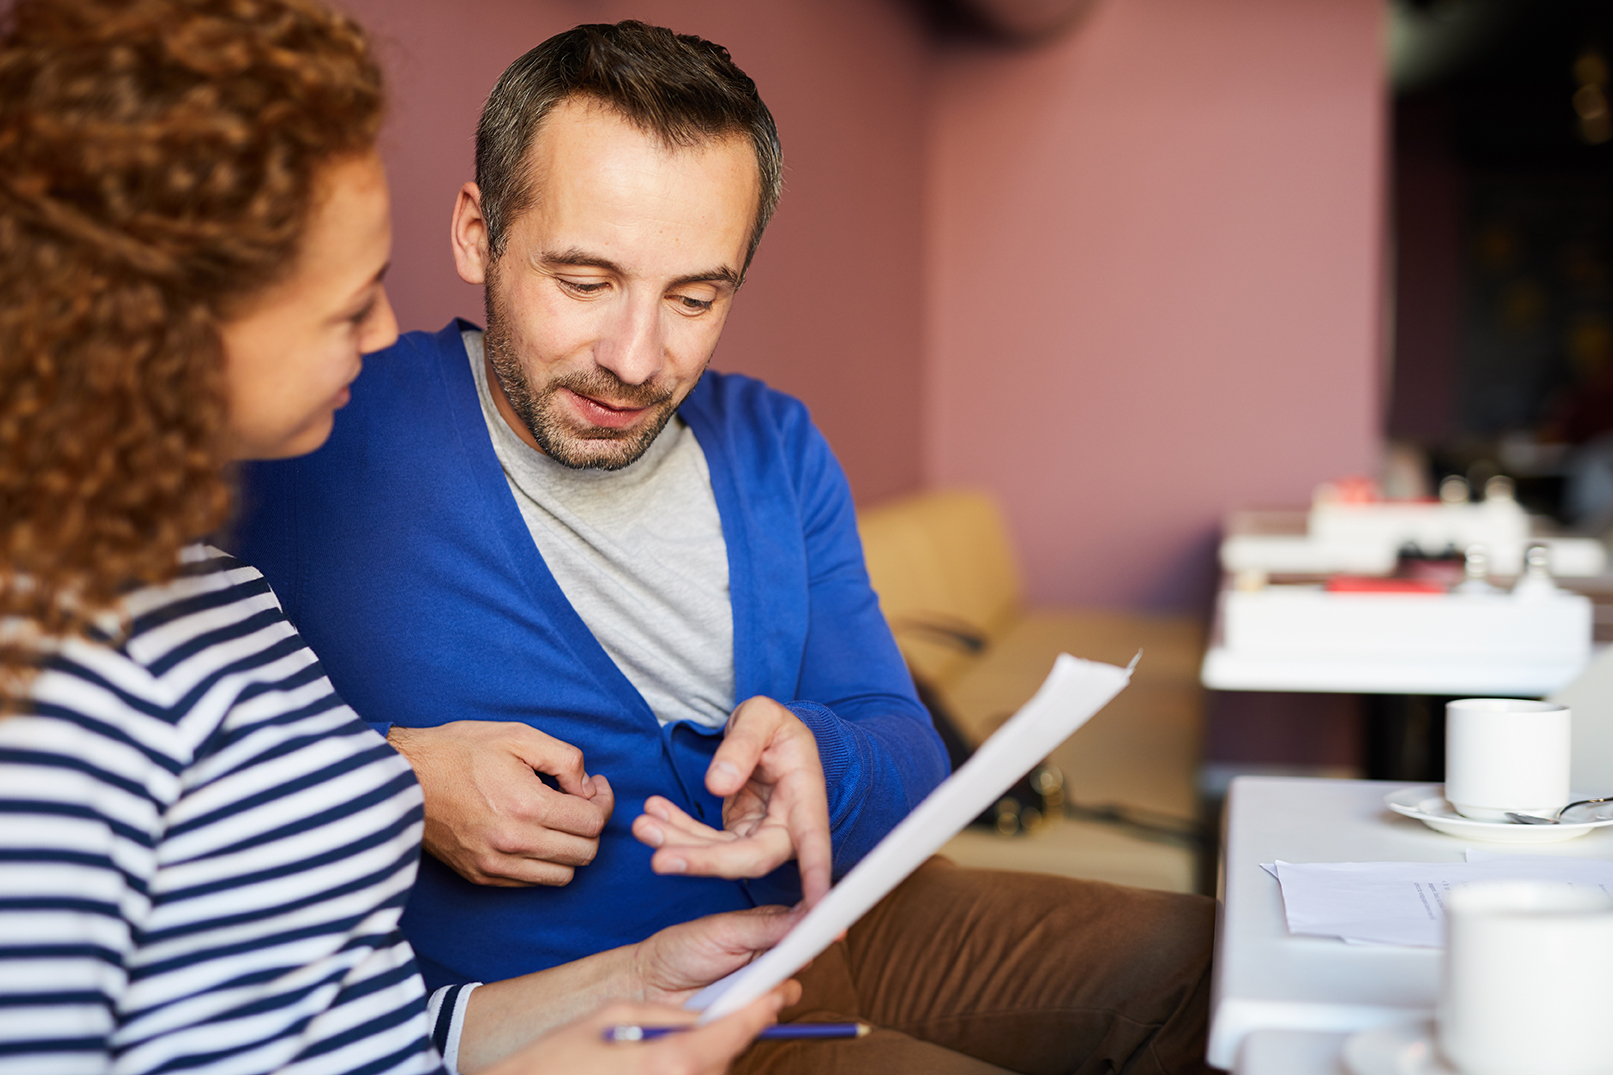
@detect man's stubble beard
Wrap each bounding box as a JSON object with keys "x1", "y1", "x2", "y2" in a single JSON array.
[{"x1": 482, "y1": 270, "x2": 693, "y2": 472}]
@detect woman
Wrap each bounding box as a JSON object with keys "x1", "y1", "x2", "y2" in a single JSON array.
[{"x1": 0, "y1": 1, "x2": 795, "y2": 1073}]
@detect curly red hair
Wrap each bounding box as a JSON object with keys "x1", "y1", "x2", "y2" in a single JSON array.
[{"x1": 0, "y1": 0, "x2": 383, "y2": 700}]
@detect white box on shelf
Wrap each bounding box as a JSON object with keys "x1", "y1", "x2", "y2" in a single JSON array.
[{"x1": 1221, "y1": 587, "x2": 1593, "y2": 664}]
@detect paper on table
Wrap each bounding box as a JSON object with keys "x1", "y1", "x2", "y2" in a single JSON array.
[
  {"x1": 687, "y1": 651, "x2": 1134, "y2": 1021},
  {"x1": 1268, "y1": 856, "x2": 1613, "y2": 947},
  {"x1": 1275, "y1": 860, "x2": 1470, "y2": 947}
]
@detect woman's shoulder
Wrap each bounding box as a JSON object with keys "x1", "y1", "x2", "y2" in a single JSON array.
[
  {"x1": 102, "y1": 544, "x2": 285, "y2": 673},
  {"x1": 34, "y1": 544, "x2": 299, "y2": 723},
  {"x1": 3, "y1": 546, "x2": 303, "y2": 832},
  {"x1": 14, "y1": 542, "x2": 384, "y2": 810},
  {"x1": 123, "y1": 543, "x2": 279, "y2": 629}
]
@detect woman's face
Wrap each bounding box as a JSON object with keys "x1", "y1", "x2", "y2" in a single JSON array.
[{"x1": 221, "y1": 151, "x2": 397, "y2": 460}]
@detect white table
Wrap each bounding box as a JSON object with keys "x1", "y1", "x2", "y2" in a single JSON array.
[
  {"x1": 1233, "y1": 1029, "x2": 1349, "y2": 1075},
  {"x1": 1211, "y1": 776, "x2": 1613, "y2": 1073}
]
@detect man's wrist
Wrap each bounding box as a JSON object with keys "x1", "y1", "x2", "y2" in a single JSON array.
[
  {"x1": 386, "y1": 723, "x2": 421, "y2": 753},
  {"x1": 384, "y1": 724, "x2": 428, "y2": 772},
  {"x1": 783, "y1": 701, "x2": 849, "y2": 781}
]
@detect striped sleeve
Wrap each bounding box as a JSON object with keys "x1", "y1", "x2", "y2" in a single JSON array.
[
  {"x1": 0, "y1": 546, "x2": 444, "y2": 1075},
  {"x1": 423, "y1": 984, "x2": 479, "y2": 1075}
]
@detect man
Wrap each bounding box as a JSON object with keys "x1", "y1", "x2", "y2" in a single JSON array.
[{"x1": 236, "y1": 21, "x2": 1212, "y2": 1074}]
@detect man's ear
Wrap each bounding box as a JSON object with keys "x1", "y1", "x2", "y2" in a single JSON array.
[{"x1": 450, "y1": 182, "x2": 492, "y2": 286}]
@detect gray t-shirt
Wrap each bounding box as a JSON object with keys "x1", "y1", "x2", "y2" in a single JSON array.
[{"x1": 465, "y1": 330, "x2": 734, "y2": 728}]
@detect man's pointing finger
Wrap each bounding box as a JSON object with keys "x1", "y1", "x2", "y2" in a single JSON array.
[
  {"x1": 788, "y1": 799, "x2": 833, "y2": 906},
  {"x1": 707, "y1": 699, "x2": 780, "y2": 796}
]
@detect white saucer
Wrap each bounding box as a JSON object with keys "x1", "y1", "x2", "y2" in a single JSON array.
[
  {"x1": 1383, "y1": 785, "x2": 1613, "y2": 843},
  {"x1": 1343, "y1": 1021, "x2": 1457, "y2": 1075}
]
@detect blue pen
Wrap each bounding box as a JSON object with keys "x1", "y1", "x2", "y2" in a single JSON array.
[{"x1": 603, "y1": 1022, "x2": 870, "y2": 1043}]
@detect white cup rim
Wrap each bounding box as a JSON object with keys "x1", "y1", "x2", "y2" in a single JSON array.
[
  {"x1": 1447, "y1": 879, "x2": 1613, "y2": 917},
  {"x1": 1446, "y1": 698, "x2": 1568, "y2": 715}
]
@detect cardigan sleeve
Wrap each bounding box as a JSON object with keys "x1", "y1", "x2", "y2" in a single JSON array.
[
  {"x1": 777, "y1": 404, "x2": 951, "y2": 875},
  {"x1": 237, "y1": 459, "x2": 394, "y2": 741}
]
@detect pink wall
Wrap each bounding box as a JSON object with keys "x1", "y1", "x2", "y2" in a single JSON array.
[
  {"x1": 927, "y1": 0, "x2": 1386, "y2": 611},
  {"x1": 340, "y1": 0, "x2": 929, "y2": 503},
  {"x1": 340, "y1": 0, "x2": 1387, "y2": 613}
]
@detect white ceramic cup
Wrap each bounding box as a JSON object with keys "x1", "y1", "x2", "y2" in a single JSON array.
[
  {"x1": 1438, "y1": 880, "x2": 1613, "y2": 1075},
  {"x1": 1444, "y1": 698, "x2": 1570, "y2": 821}
]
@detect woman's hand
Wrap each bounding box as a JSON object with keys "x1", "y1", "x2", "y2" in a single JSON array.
[
  {"x1": 454, "y1": 907, "x2": 803, "y2": 1073},
  {"x1": 485, "y1": 987, "x2": 797, "y2": 1075},
  {"x1": 632, "y1": 904, "x2": 804, "y2": 1005}
]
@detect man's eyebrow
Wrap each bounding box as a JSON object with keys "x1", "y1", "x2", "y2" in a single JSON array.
[
  {"x1": 540, "y1": 249, "x2": 622, "y2": 274},
  {"x1": 541, "y1": 248, "x2": 739, "y2": 290},
  {"x1": 669, "y1": 266, "x2": 741, "y2": 290}
]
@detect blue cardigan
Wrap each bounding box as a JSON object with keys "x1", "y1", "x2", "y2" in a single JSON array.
[{"x1": 234, "y1": 321, "x2": 948, "y2": 987}]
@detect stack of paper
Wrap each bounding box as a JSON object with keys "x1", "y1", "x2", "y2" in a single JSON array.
[{"x1": 1268, "y1": 852, "x2": 1613, "y2": 947}]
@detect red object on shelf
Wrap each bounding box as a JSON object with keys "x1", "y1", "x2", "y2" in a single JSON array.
[
  {"x1": 1328, "y1": 476, "x2": 1379, "y2": 504},
  {"x1": 1325, "y1": 576, "x2": 1447, "y2": 594}
]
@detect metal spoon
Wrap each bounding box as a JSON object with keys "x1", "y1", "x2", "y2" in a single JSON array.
[{"x1": 1506, "y1": 797, "x2": 1613, "y2": 825}]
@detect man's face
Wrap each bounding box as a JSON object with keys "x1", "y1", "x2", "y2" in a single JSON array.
[{"x1": 464, "y1": 97, "x2": 760, "y2": 469}]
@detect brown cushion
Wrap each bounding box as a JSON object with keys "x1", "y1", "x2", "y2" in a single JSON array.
[
  {"x1": 858, "y1": 490, "x2": 1206, "y2": 823},
  {"x1": 857, "y1": 489, "x2": 1022, "y2": 686}
]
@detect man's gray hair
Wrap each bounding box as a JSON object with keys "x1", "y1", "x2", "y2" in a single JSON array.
[{"x1": 475, "y1": 20, "x2": 783, "y2": 272}]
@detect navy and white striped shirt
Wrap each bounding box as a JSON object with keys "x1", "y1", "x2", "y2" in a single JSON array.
[{"x1": 0, "y1": 547, "x2": 455, "y2": 1075}]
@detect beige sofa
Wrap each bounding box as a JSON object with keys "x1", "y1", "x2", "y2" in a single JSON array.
[{"x1": 857, "y1": 489, "x2": 1207, "y2": 892}]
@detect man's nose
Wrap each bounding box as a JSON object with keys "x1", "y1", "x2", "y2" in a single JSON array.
[{"x1": 593, "y1": 290, "x2": 665, "y2": 386}]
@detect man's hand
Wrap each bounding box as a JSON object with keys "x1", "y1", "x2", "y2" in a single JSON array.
[
  {"x1": 387, "y1": 721, "x2": 614, "y2": 887},
  {"x1": 632, "y1": 905, "x2": 804, "y2": 1005},
  {"x1": 631, "y1": 697, "x2": 832, "y2": 906}
]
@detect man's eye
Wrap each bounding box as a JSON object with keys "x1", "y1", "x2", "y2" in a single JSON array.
[
  {"x1": 347, "y1": 300, "x2": 377, "y2": 327},
  {"x1": 676, "y1": 295, "x2": 714, "y2": 313},
  {"x1": 561, "y1": 279, "x2": 609, "y2": 295}
]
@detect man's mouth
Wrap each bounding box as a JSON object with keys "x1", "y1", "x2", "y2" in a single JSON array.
[{"x1": 563, "y1": 387, "x2": 654, "y2": 429}]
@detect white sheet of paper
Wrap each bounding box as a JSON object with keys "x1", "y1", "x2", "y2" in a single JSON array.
[
  {"x1": 688, "y1": 651, "x2": 1133, "y2": 1021},
  {"x1": 1268, "y1": 855, "x2": 1613, "y2": 947}
]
